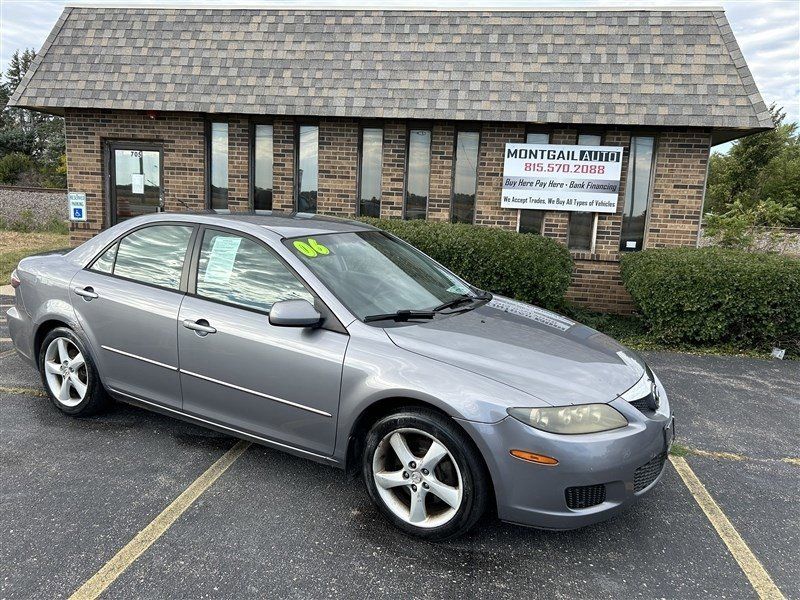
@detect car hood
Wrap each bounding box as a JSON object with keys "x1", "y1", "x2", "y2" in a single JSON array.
[{"x1": 385, "y1": 296, "x2": 646, "y2": 407}]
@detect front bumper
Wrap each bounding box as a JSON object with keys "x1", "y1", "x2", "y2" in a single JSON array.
[{"x1": 458, "y1": 398, "x2": 673, "y2": 530}]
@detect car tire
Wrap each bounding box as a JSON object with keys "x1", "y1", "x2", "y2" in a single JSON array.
[
  {"x1": 38, "y1": 327, "x2": 108, "y2": 417},
  {"x1": 362, "y1": 407, "x2": 489, "y2": 541}
]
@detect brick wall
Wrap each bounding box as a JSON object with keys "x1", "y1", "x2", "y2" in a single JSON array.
[
  {"x1": 272, "y1": 119, "x2": 295, "y2": 212},
  {"x1": 648, "y1": 129, "x2": 711, "y2": 247},
  {"x1": 427, "y1": 124, "x2": 454, "y2": 221},
  {"x1": 473, "y1": 123, "x2": 524, "y2": 229},
  {"x1": 380, "y1": 121, "x2": 406, "y2": 219},
  {"x1": 319, "y1": 120, "x2": 359, "y2": 216},
  {"x1": 64, "y1": 108, "x2": 207, "y2": 245},
  {"x1": 63, "y1": 108, "x2": 711, "y2": 313}
]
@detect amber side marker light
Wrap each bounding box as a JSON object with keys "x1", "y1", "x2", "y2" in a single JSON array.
[{"x1": 510, "y1": 450, "x2": 559, "y2": 465}]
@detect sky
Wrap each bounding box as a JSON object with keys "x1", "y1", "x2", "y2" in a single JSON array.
[{"x1": 1, "y1": 0, "x2": 798, "y2": 147}]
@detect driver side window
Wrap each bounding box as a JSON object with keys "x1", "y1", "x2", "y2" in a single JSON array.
[{"x1": 196, "y1": 230, "x2": 314, "y2": 313}]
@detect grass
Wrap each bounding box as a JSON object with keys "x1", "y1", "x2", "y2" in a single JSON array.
[{"x1": 0, "y1": 230, "x2": 70, "y2": 283}]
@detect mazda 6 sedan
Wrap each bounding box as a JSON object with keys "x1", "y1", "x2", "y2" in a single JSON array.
[{"x1": 7, "y1": 212, "x2": 674, "y2": 540}]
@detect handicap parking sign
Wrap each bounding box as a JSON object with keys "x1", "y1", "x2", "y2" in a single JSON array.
[{"x1": 68, "y1": 192, "x2": 87, "y2": 222}]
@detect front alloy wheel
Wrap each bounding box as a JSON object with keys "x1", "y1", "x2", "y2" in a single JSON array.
[
  {"x1": 363, "y1": 409, "x2": 489, "y2": 540},
  {"x1": 372, "y1": 428, "x2": 464, "y2": 528}
]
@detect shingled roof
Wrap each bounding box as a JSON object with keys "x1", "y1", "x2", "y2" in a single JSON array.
[{"x1": 10, "y1": 6, "x2": 772, "y2": 136}]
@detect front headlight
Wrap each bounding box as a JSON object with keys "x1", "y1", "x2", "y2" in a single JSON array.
[{"x1": 507, "y1": 404, "x2": 628, "y2": 435}]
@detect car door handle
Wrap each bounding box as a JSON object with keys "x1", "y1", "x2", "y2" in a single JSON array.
[
  {"x1": 73, "y1": 286, "x2": 99, "y2": 300},
  {"x1": 182, "y1": 319, "x2": 217, "y2": 335}
]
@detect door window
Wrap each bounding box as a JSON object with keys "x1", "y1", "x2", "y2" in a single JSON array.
[
  {"x1": 112, "y1": 225, "x2": 193, "y2": 290},
  {"x1": 111, "y1": 148, "x2": 162, "y2": 223},
  {"x1": 196, "y1": 230, "x2": 314, "y2": 313}
]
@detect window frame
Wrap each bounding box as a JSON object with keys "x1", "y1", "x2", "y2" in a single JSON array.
[
  {"x1": 567, "y1": 212, "x2": 599, "y2": 253},
  {"x1": 356, "y1": 122, "x2": 384, "y2": 218},
  {"x1": 620, "y1": 133, "x2": 660, "y2": 252},
  {"x1": 185, "y1": 225, "x2": 331, "y2": 320},
  {"x1": 517, "y1": 209, "x2": 546, "y2": 235},
  {"x1": 249, "y1": 118, "x2": 275, "y2": 214},
  {"x1": 86, "y1": 221, "x2": 199, "y2": 294},
  {"x1": 403, "y1": 123, "x2": 433, "y2": 220},
  {"x1": 524, "y1": 127, "x2": 552, "y2": 145},
  {"x1": 294, "y1": 122, "x2": 320, "y2": 213},
  {"x1": 567, "y1": 131, "x2": 607, "y2": 252},
  {"x1": 103, "y1": 140, "x2": 165, "y2": 228},
  {"x1": 449, "y1": 125, "x2": 481, "y2": 225},
  {"x1": 518, "y1": 128, "x2": 551, "y2": 234},
  {"x1": 205, "y1": 118, "x2": 231, "y2": 213}
]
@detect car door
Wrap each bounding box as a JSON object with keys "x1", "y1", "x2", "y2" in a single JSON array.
[
  {"x1": 177, "y1": 227, "x2": 348, "y2": 456},
  {"x1": 70, "y1": 223, "x2": 196, "y2": 409}
]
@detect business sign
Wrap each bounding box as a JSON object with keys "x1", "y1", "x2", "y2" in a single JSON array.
[
  {"x1": 68, "y1": 192, "x2": 87, "y2": 222},
  {"x1": 501, "y1": 144, "x2": 624, "y2": 213}
]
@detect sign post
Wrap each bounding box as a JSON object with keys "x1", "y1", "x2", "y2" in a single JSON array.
[
  {"x1": 501, "y1": 144, "x2": 624, "y2": 213},
  {"x1": 68, "y1": 192, "x2": 87, "y2": 222}
]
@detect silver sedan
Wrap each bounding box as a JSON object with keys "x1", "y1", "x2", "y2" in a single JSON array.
[{"x1": 7, "y1": 213, "x2": 674, "y2": 540}]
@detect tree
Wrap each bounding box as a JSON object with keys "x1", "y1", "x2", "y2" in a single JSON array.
[
  {"x1": 705, "y1": 104, "x2": 800, "y2": 226},
  {"x1": 0, "y1": 48, "x2": 66, "y2": 187}
]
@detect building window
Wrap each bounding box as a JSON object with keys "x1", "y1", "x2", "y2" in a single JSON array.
[
  {"x1": 404, "y1": 128, "x2": 431, "y2": 220},
  {"x1": 568, "y1": 133, "x2": 603, "y2": 251},
  {"x1": 358, "y1": 127, "x2": 383, "y2": 217},
  {"x1": 252, "y1": 123, "x2": 273, "y2": 212},
  {"x1": 519, "y1": 130, "x2": 550, "y2": 234},
  {"x1": 526, "y1": 131, "x2": 550, "y2": 145},
  {"x1": 519, "y1": 211, "x2": 545, "y2": 235},
  {"x1": 296, "y1": 124, "x2": 319, "y2": 213},
  {"x1": 451, "y1": 129, "x2": 480, "y2": 224},
  {"x1": 208, "y1": 122, "x2": 229, "y2": 211},
  {"x1": 568, "y1": 212, "x2": 597, "y2": 251},
  {"x1": 620, "y1": 136, "x2": 656, "y2": 251}
]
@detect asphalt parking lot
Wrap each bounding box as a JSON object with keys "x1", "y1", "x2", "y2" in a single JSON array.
[{"x1": 1, "y1": 294, "x2": 798, "y2": 600}]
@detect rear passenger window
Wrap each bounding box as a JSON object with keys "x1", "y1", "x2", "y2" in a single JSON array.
[
  {"x1": 111, "y1": 225, "x2": 193, "y2": 290},
  {"x1": 196, "y1": 230, "x2": 313, "y2": 312},
  {"x1": 91, "y1": 242, "x2": 118, "y2": 274}
]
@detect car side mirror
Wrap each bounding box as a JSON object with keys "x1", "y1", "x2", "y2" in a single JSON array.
[{"x1": 268, "y1": 299, "x2": 322, "y2": 328}]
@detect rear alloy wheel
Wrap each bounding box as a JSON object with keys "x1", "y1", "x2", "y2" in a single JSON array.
[
  {"x1": 363, "y1": 409, "x2": 489, "y2": 540},
  {"x1": 43, "y1": 336, "x2": 88, "y2": 407},
  {"x1": 39, "y1": 327, "x2": 108, "y2": 416}
]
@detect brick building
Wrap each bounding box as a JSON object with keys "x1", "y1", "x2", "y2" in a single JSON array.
[{"x1": 9, "y1": 7, "x2": 771, "y2": 311}]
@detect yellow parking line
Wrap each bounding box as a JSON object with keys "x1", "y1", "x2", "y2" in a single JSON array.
[
  {"x1": 69, "y1": 440, "x2": 251, "y2": 600},
  {"x1": 670, "y1": 456, "x2": 785, "y2": 599},
  {"x1": 0, "y1": 386, "x2": 46, "y2": 397},
  {"x1": 0, "y1": 349, "x2": 16, "y2": 360}
]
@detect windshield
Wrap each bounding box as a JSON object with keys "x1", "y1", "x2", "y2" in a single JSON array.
[{"x1": 284, "y1": 231, "x2": 480, "y2": 321}]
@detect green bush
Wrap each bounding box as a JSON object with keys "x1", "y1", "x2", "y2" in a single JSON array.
[
  {"x1": 0, "y1": 152, "x2": 35, "y2": 184},
  {"x1": 359, "y1": 218, "x2": 573, "y2": 310},
  {"x1": 620, "y1": 247, "x2": 800, "y2": 349}
]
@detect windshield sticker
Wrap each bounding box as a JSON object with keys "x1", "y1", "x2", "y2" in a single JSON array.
[
  {"x1": 446, "y1": 283, "x2": 471, "y2": 295},
  {"x1": 487, "y1": 297, "x2": 575, "y2": 332},
  {"x1": 203, "y1": 236, "x2": 242, "y2": 284},
  {"x1": 293, "y1": 238, "x2": 331, "y2": 258}
]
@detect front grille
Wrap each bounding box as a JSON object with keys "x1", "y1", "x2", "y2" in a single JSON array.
[
  {"x1": 634, "y1": 451, "x2": 667, "y2": 492},
  {"x1": 565, "y1": 484, "x2": 607, "y2": 509},
  {"x1": 629, "y1": 391, "x2": 659, "y2": 413}
]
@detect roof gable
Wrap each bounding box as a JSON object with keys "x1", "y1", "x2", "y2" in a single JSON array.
[{"x1": 10, "y1": 7, "x2": 773, "y2": 132}]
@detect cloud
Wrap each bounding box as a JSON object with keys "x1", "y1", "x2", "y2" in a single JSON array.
[{"x1": 0, "y1": 0, "x2": 798, "y2": 123}]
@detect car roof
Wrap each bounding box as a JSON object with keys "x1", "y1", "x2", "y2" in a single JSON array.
[{"x1": 139, "y1": 211, "x2": 378, "y2": 238}]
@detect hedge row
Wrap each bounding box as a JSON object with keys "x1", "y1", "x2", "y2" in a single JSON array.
[
  {"x1": 359, "y1": 218, "x2": 573, "y2": 310},
  {"x1": 621, "y1": 247, "x2": 800, "y2": 347}
]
